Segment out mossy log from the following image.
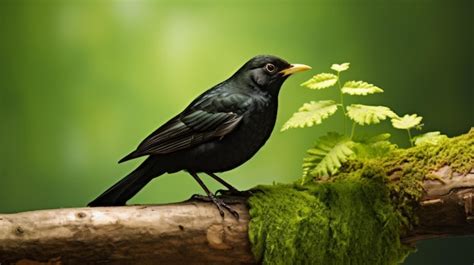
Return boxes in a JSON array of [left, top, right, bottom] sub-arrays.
[[0, 131, 472, 264]]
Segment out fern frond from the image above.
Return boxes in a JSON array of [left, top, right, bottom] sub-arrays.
[[353, 133, 397, 159], [346, 104, 397, 125], [341, 81, 384, 95], [391, 114, 423, 130], [331, 63, 350, 72], [413, 131, 447, 146], [302, 132, 355, 183], [281, 100, 338, 131], [354, 133, 392, 144], [301, 73, 338, 90]]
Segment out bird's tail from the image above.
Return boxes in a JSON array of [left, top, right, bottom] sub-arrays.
[[88, 158, 165, 207]]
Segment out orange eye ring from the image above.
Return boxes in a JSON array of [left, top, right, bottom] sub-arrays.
[[265, 63, 276, 73]]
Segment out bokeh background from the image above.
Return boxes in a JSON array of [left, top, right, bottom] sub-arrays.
[[1, 0, 472, 264]]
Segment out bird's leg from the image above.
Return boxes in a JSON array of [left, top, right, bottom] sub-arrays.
[[189, 172, 239, 219], [205, 172, 240, 193], [206, 172, 255, 197]]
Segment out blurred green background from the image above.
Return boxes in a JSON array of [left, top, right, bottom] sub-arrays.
[[0, 0, 472, 264]]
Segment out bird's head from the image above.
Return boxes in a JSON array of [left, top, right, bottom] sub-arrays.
[[232, 55, 311, 95]]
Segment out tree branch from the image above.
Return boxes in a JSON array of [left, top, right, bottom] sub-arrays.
[[0, 200, 254, 265], [403, 166, 474, 243], [1, 165, 473, 264]]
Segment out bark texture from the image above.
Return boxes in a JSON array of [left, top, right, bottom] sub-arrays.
[[0, 201, 253, 265], [404, 166, 474, 243], [1, 169, 473, 264]]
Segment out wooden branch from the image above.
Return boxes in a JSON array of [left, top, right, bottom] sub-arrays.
[[0, 201, 254, 265], [1, 166, 473, 264], [403, 166, 474, 243]]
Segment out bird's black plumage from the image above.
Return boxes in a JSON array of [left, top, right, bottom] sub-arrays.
[[88, 55, 310, 217]]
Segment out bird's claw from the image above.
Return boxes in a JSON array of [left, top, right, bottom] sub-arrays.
[[211, 195, 240, 220], [189, 194, 240, 219]]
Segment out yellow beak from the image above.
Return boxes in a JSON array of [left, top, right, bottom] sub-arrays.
[[279, 63, 312, 76]]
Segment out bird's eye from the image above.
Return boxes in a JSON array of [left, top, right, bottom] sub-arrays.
[[265, 63, 276, 73]]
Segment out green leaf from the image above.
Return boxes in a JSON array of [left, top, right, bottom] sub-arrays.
[[391, 114, 423, 130], [341, 81, 384, 95], [353, 133, 397, 159], [356, 133, 392, 144], [413, 131, 447, 146], [346, 104, 397, 125], [302, 132, 355, 183], [331, 62, 350, 72], [281, 100, 338, 131], [301, 73, 338, 90]]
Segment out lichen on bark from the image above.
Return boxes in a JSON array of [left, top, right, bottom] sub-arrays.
[[248, 129, 473, 265]]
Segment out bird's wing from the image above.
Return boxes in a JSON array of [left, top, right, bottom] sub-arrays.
[[119, 91, 250, 162], [137, 110, 242, 154]]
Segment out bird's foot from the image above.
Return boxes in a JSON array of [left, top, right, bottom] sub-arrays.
[[189, 194, 240, 219], [210, 194, 240, 220]]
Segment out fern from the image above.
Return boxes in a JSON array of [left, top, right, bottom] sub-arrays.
[[281, 100, 338, 131], [301, 73, 338, 90], [341, 81, 384, 95], [352, 133, 397, 159], [302, 132, 355, 183], [284, 61, 427, 183], [391, 114, 424, 146], [346, 104, 397, 125], [391, 114, 423, 130], [413, 131, 447, 146], [331, 62, 350, 72]]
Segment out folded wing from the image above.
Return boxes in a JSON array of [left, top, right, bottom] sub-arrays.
[[119, 109, 243, 162]]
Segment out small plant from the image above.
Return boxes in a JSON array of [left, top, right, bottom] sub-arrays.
[[391, 114, 423, 146], [282, 62, 443, 184]]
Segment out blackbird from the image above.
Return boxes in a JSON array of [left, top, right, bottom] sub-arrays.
[[88, 55, 311, 217]]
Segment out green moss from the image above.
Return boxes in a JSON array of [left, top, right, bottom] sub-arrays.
[[249, 166, 411, 265], [248, 130, 473, 265], [381, 129, 474, 230]]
